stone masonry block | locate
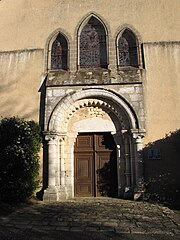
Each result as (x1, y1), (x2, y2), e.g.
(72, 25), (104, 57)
(119, 87), (135, 94)
(46, 90), (53, 97)
(135, 87), (143, 94)
(129, 94), (142, 102)
(138, 109), (145, 117)
(52, 89), (65, 97)
(132, 101), (140, 108)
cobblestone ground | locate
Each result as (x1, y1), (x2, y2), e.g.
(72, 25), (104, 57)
(0, 198), (179, 240)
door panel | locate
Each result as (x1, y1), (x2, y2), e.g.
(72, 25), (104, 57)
(76, 183), (93, 196)
(74, 133), (117, 197)
(75, 135), (93, 151)
(74, 153), (94, 197)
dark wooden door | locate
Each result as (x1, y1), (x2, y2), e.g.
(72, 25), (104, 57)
(74, 133), (117, 197)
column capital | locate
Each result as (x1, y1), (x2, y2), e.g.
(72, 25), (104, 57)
(43, 131), (66, 142)
(59, 136), (66, 143)
(131, 129), (146, 140)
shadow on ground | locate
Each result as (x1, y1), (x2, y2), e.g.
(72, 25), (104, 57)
(0, 228), (179, 240)
(0, 198), (179, 240)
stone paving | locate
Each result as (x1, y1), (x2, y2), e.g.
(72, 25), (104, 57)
(0, 198), (179, 240)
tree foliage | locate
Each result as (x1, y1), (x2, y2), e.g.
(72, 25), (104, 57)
(0, 117), (42, 202)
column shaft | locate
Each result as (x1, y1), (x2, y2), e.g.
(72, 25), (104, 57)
(48, 138), (58, 187)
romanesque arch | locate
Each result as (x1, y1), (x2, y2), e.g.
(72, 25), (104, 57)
(47, 88), (138, 133)
(44, 88), (145, 201)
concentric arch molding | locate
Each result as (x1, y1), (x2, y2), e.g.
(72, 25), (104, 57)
(47, 88), (139, 132)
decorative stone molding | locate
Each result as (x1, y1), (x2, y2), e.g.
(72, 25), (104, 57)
(48, 88), (138, 132)
(65, 99), (128, 130)
(76, 12), (110, 34)
(131, 129), (146, 140)
(114, 24), (143, 44)
(44, 89), (145, 201)
(46, 68), (143, 85)
(44, 131), (67, 140)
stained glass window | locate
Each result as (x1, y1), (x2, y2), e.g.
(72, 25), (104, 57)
(119, 37), (130, 66)
(118, 29), (138, 67)
(80, 17), (107, 68)
(51, 33), (68, 70)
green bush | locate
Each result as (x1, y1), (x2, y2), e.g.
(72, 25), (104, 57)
(144, 173), (180, 209)
(0, 117), (42, 202)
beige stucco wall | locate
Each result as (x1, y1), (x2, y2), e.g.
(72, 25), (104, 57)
(143, 43), (180, 143)
(0, 50), (43, 121)
(0, 0), (180, 144)
(0, 0), (180, 51)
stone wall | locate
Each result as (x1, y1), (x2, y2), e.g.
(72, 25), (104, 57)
(0, 0), (179, 144)
(0, 0), (180, 197)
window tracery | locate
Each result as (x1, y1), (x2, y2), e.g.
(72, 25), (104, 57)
(51, 33), (68, 70)
(80, 16), (107, 68)
(118, 29), (138, 67)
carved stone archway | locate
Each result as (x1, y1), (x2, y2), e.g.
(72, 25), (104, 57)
(43, 88), (145, 201)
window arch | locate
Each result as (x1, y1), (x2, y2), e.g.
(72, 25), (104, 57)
(51, 33), (68, 70)
(79, 16), (108, 69)
(118, 29), (139, 67)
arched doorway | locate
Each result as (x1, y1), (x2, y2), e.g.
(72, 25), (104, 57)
(43, 88), (145, 201)
(74, 132), (118, 197)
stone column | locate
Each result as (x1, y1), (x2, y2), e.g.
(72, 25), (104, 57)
(131, 129), (145, 200)
(58, 136), (67, 198)
(114, 134), (124, 198)
(43, 134), (59, 202)
(123, 132), (132, 198)
(116, 144), (121, 197)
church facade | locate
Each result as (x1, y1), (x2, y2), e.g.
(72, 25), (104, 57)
(0, 0), (180, 201)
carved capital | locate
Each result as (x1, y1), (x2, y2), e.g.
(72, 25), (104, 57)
(44, 132), (58, 142)
(59, 136), (66, 143)
(131, 129), (146, 140)
(43, 131), (66, 142)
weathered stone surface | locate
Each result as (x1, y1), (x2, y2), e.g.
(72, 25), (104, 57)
(0, 198), (179, 239)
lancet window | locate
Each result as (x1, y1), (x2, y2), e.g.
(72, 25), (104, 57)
(118, 29), (139, 67)
(51, 33), (68, 70)
(80, 16), (107, 68)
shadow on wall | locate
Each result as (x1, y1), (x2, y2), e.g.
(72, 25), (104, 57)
(36, 77), (48, 201)
(96, 132), (118, 198)
(143, 130), (180, 209)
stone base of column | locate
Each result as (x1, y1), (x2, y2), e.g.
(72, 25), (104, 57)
(43, 186), (59, 202)
(57, 186), (67, 199)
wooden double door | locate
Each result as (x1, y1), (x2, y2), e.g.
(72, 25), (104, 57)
(74, 133), (118, 197)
